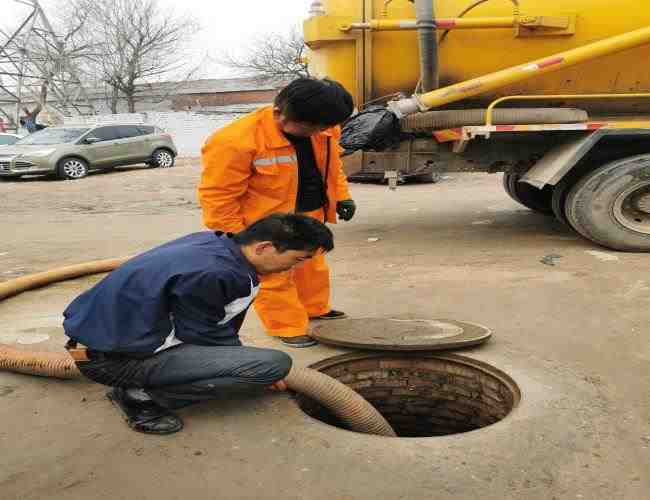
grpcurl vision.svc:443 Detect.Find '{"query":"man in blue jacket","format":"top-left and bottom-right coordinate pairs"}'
top-left (63, 213), bottom-right (334, 434)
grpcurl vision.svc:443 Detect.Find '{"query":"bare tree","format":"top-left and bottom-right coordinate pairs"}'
top-left (68, 0), bottom-right (201, 113)
top-left (0, 3), bottom-right (96, 126)
top-left (218, 27), bottom-right (309, 82)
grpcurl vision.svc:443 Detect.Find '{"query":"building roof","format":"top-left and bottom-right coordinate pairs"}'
top-left (99, 77), bottom-right (286, 99)
top-left (173, 77), bottom-right (286, 95)
top-left (0, 77), bottom-right (287, 104)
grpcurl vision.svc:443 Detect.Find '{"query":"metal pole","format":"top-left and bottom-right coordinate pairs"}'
top-left (344, 17), bottom-right (516, 31)
top-left (415, 0), bottom-right (438, 92)
top-left (16, 8), bottom-right (39, 130)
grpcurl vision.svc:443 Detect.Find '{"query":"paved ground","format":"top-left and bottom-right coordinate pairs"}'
top-left (1, 163), bottom-right (649, 500)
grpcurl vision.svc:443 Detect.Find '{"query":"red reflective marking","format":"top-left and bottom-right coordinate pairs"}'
top-left (435, 19), bottom-right (457, 29)
top-left (587, 123), bottom-right (606, 129)
top-left (495, 125), bottom-right (516, 132)
top-left (537, 56), bottom-right (565, 69)
top-left (433, 128), bottom-right (463, 142)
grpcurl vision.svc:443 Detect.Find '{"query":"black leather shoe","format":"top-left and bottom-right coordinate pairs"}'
top-left (311, 310), bottom-right (347, 320)
top-left (107, 388), bottom-right (183, 435)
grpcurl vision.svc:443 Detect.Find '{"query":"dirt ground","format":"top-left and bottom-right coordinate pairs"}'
top-left (1, 161), bottom-right (649, 500)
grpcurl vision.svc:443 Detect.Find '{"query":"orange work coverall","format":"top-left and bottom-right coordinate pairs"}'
top-left (198, 106), bottom-right (351, 337)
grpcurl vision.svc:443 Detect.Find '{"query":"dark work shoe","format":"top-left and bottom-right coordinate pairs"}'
top-left (279, 335), bottom-right (319, 348)
top-left (107, 388), bottom-right (183, 435)
top-left (311, 310), bottom-right (347, 320)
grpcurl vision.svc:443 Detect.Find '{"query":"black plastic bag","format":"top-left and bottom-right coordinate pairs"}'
top-left (339, 106), bottom-right (402, 155)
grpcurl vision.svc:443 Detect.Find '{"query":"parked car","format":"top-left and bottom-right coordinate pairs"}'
top-left (0, 133), bottom-right (21, 146)
top-left (0, 124), bottom-right (177, 180)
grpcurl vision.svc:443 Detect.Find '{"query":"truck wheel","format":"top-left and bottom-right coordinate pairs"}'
top-left (503, 172), bottom-right (554, 215)
top-left (551, 179), bottom-right (572, 225)
top-left (565, 154), bottom-right (650, 251)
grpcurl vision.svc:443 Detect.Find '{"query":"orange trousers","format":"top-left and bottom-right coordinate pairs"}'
top-left (254, 209), bottom-right (331, 337)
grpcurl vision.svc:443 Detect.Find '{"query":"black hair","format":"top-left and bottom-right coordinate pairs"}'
top-left (233, 213), bottom-right (334, 253)
top-left (274, 78), bottom-right (354, 127)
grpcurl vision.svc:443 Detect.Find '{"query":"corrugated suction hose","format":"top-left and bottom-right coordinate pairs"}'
top-left (0, 258), bottom-right (129, 301)
top-left (0, 344), bottom-right (82, 379)
top-left (285, 367), bottom-right (396, 437)
top-left (0, 260), bottom-right (397, 437)
top-left (400, 107), bottom-right (589, 132)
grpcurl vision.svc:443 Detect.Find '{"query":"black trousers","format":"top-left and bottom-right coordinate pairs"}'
top-left (76, 343), bottom-right (292, 409)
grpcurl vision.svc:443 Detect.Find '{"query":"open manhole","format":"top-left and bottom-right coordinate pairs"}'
top-left (294, 352), bottom-right (520, 438)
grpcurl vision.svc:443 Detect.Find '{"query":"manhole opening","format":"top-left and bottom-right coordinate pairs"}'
top-left (294, 353), bottom-right (520, 438)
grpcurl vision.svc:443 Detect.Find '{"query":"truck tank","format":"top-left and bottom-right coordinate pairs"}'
top-left (304, 0), bottom-right (650, 109)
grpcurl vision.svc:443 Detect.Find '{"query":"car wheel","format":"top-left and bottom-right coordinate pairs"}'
top-left (565, 154), bottom-right (650, 251)
top-left (57, 158), bottom-right (89, 180)
top-left (411, 171), bottom-right (439, 184)
top-left (151, 149), bottom-right (175, 168)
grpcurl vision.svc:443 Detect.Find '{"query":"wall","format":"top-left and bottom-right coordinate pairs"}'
top-left (1, 90), bottom-right (278, 124)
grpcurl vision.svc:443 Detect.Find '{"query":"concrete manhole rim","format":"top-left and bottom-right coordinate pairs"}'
top-left (311, 317), bottom-right (493, 351)
top-left (292, 352), bottom-right (522, 439)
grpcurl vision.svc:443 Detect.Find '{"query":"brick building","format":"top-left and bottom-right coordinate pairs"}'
top-left (170, 78), bottom-right (284, 111)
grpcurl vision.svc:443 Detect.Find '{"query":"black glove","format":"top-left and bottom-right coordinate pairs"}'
top-left (336, 199), bottom-right (356, 221)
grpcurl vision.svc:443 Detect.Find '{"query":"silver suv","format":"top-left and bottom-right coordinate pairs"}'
top-left (0, 124), bottom-right (177, 180)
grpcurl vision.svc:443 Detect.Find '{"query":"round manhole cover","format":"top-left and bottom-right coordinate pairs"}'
top-left (311, 318), bottom-right (492, 351)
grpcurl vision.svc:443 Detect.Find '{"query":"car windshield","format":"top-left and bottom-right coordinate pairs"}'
top-left (15, 128), bottom-right (89, 145)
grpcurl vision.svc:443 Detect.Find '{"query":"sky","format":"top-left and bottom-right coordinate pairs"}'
top-left (1, 0), bottom-right (311, 79)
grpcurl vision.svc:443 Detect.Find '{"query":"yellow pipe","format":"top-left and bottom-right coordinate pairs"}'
top-left (485, 93), bottom-right (650, 126)
top-left (344, 17), bottom-right (516, 31)
top-left (389, 25), bottom-right (650, 117)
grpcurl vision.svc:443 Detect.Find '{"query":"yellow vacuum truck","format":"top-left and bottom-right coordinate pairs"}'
top-left (304, 0), bottom-right (650, 251)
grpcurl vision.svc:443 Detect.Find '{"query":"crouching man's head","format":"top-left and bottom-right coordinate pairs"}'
top-left (235, 214), bottom-right (334, 274)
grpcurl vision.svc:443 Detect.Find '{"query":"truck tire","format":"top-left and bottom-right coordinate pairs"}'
top-left (552, 158), bottom-right (614, 228)
top-left (551, 179), bottom-right (572, 225)
top-left (565, 155), bottom-right (650, 251)
top-left (502, 172), bottom-right (554, 215)
top-left (551, 166), bottom-right (590, 226)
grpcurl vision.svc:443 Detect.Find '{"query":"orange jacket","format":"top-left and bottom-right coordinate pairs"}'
top-left (198, 106), bottom-right (352, 233)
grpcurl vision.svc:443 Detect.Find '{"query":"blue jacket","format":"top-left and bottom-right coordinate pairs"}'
top-left (63, 232), bottom-right (259, 354)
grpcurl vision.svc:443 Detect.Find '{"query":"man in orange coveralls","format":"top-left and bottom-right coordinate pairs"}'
top-left (199, 78), bottom-right (356, 348)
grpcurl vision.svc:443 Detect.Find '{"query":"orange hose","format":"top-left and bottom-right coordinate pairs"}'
top-left (0, 344), bottom-right (81, 379)
top-left (0, 257), bottom-right (130, 301)
top-left (0, 257), bottom-right (129, 378)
